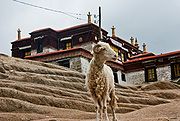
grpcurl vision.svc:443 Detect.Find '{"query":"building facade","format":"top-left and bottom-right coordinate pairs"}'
top-left (11, 18), bottom-right (180, 85)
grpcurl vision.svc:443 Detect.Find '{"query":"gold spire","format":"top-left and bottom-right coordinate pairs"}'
top-left (111, 26), bottom-right (116, 37)
top-left (130, 37), bottom-right (134, 45)
top-left (17, 28), bottom-right (21, 40)
top-left (134, 38), bottom-right (139, 48)
top-left (143, 43), bottom-right (147, 53)
top-left (87, 12), bottom-right (92, 24)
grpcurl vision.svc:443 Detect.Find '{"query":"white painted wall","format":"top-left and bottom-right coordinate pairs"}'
top-left (126, 70), bottom-right (145, 85)
top-left (70, 57), bottom-right (81, 72)
top-left (117, 70), bottom-right (129, 85)
top-left (31, 47), bottom-right (57, 55)
top-left (74, 41), bottom-right (94, 52)
top-left (31, 49), bottom-right (37, 56)
top-left (124, 65), bottom-right (172, 85)
top-left (43, 47), bottom-right (57, 53)
top-left (157, 66), bottom-right (171, 81)
top-left (80, 57), bottom-right (90, 74)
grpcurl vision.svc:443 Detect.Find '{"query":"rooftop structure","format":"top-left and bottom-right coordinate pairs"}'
top-left (11, 14), bottom-right (180, 85)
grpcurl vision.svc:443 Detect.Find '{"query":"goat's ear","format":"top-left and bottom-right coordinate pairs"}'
top-left (93, 44), bottom-right (104, 53)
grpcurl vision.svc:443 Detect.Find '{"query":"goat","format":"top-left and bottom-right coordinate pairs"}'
top-left (86, 41), bottom-right (118, 121)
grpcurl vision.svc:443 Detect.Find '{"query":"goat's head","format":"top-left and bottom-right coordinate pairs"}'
top-left (92, 42), bottom-right (117, 61)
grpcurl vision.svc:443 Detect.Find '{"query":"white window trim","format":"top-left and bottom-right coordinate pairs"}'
top-left (19, 45), bottom-right (31, 50)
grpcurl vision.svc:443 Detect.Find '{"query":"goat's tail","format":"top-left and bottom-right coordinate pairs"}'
top-left (109, 89), bottom-right (118, 108)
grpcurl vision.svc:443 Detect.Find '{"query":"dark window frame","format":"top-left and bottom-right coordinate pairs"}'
top-left (66, 42), bottom-right (72, 49)
top-left (145, 66), bottom-right (157, 82)
top-left (171, 63), bottom-right (180, 80)
top-left (37, 39), bottom-right (43, 53)
top-left (113, 72), bottom-right (119, 83)
top-left (56, 59), bottom-right (70, 68)
top-left (58, 38), bottom-right (72, 50)
top-left (121, 73), bottom-right (126, 82)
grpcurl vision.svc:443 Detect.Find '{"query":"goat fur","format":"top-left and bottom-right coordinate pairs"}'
top-left (86, 41), bottom-right (118, 121)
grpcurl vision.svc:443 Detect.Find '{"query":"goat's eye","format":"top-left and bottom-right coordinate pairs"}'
top-left (102, 48), bottom-right (106, 51)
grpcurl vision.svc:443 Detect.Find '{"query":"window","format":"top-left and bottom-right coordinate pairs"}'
top-left (22, 48), bottom-right (31, 58)
top-left (66, 42), bottom-right (72, 49)
top-left (111, 45), bottom-right (119, 57)
top-left (145, 67), bottom-right (157, 82)
top-left (128, 53), bottom-right (131, 58)
top-left (121, 73), bottom-right (126, 82)
top-left (113, 72), bottom-right (118, 83)
top-left (37, 39), bottom-right (43, 53)
top-left (57, 59), bottom-right (70, 68)
top-left (121, 53), bottom-right (124, 62)
top-left (25, 51), bottom-right (31, 56)
top-left (121, 53), bottom-right (127, 62)
top-left (171, 63), bottom-right (180, 79)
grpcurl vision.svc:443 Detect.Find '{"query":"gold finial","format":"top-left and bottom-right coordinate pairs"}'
top-left (87, 12), bottom-right (92, 24)
top-left (130, 37), bottom-right (134, 45)
top-left (17, 28), bottom-right (21, 40)
top-left (134, 38), bottom-right (139, 48)
top-left (143, 43), bottom-right (147, 53)
top-left (111, 26), bottom-right (116, 37)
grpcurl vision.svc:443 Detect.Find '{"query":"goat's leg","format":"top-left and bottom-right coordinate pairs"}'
top-left (94, 99), bottom-right (100, 121)
top-left (95, 105), bottom-right (100, 121)
top-left (99, 101), bottom-right (103, 121)
top-left (103, 98), bottom-right (109, 121)
top-left (95, 99), bottom-right (103, 121)
top-left (110, 106), bottom-right (117, 121)
top-left (110, 90), bottom-right (117, 121)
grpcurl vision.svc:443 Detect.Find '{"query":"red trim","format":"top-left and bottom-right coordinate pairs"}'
top-left (25, 48), bottom-right (89, 58)
top-left (125, 50), bottom-right (180, 63)
top-left (129, 52), bottom-right (155, 60)
top-left (25, 47), bottom-right (123, 70)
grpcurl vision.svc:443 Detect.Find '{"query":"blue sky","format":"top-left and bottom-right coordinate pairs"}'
top-left (0, 0), bottom-right (179, 55)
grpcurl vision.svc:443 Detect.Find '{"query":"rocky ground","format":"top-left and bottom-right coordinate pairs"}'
top-left (0, 53), bottom-right (180, 121)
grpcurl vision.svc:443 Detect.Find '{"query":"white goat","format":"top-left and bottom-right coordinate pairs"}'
top-left (86, 41), bottom-right (118, 121)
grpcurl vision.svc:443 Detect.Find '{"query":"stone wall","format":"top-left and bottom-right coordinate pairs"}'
top-left (70, 57), bottom-right (82, 72)
top-left (74, 41), bottom-right (94, 52)
top-left (157, 66), bottom-right (171, 81)
top-left (69, 57), bottom-right (90, 74)
top-left (80, 57), bottom-right (90, 74)
top-left (117, 70), bottom-right (122, 84)
top-left (126, 70), bottom-right (145, 85)
top-left (124, 65), bottom-right (172, 85)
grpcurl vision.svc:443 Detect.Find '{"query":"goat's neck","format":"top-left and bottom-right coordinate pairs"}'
top-left (92, 56), bottom-right (105, 70)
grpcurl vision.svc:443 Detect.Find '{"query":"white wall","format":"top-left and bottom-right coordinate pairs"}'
top-left (74, 41), bottom-right (94, 52)
top-left (117, 70), bottom-right (128, 85)
top-left (124, 65), bottom-right (172, 85)
top-left (43, 47), bottom-right (57, 53)
top-left (70, 57), bottom-right (81, 72)
top-left (157, 66), bottom-right (171, 81)
top-left (69, 57), bottom-right (90, 74)
top-left (126, 70), bottom-right (145, 85)
top-left (31, 47), bottom-right (57, 55)
top-left (80, 57), bottom-right (90, 74)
